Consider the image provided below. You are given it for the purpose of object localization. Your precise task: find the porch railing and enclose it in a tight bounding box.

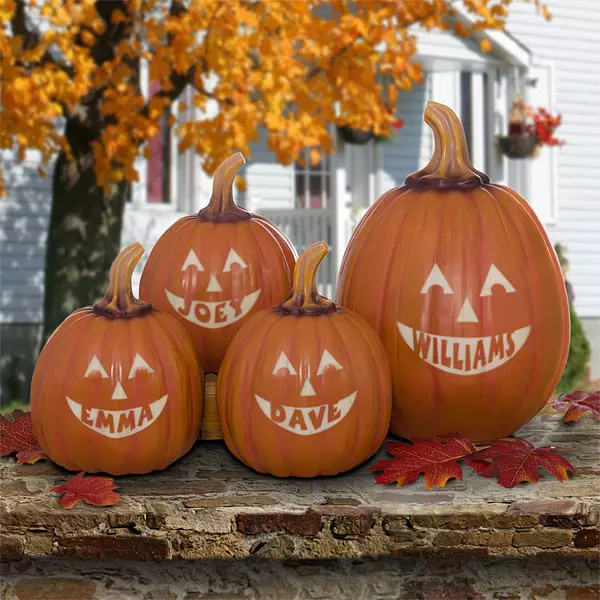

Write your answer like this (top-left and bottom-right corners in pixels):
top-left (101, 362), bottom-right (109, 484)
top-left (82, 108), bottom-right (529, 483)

top-left (256, 208), bottom-right (337, 300)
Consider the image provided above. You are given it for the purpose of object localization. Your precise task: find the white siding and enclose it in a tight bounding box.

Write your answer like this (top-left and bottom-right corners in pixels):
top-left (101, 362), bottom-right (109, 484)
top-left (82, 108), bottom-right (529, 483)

top-left (0, 157), bottom-right (51, 324)
top-left (507, 0), bottom-right (600, 319)
top-left (380, 74), bottom-right (433, 191)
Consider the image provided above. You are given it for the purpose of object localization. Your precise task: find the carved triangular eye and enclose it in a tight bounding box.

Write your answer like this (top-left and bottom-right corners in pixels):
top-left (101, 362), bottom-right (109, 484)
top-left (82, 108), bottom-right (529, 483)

top-left (421, 264), bottom-right (453, 294)
top-left (272, 351), bottom-right (297, 375)
top-left (182, 250), bottom-right (204, 271)
top-left (84, 355), bottom-right (109, 378)
top-left (223, 248), bottom-right (248, 272)
top-left (316, 350), bottom-right (343, 375)
top-left (128, 354), bottom-right (155, 379)
top-left (480, 265), bottom-right (516, 297)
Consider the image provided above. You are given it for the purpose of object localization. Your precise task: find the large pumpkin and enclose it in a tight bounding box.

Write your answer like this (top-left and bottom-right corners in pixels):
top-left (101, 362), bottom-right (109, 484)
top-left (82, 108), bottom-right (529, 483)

top-left (30, 243), bottom-right (203, 475)
top-left (217, 242), bottom-right (392, 478)
top-left (336, 101), bottom-right (570, 442)
top-left (140, 152), bottom-right (296, 374)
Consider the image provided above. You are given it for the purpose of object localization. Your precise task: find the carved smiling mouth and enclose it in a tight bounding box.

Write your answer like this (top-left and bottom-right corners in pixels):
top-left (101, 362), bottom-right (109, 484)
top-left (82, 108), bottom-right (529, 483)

top-left (397, 322), bottom-right (531, 375)
top-left (255, 392), bottom-right (357, 435)
top-left (165, 289), bottom-right (261, 329)
top-left (66, 396), bottom-right (168, 439)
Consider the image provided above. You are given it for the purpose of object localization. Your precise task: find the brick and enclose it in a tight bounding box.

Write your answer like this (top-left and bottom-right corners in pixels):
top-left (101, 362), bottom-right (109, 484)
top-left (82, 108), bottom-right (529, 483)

top-left (508, 500), bottom-right (587, 528)
top-left (382, 516), bottom-right (409, 534)
top-left (574, 529), bottom-right (600, 548)
top-left (108, 512), bottom-right (146, 529)
top-left (0, 505), bottom-right (107, 530)
top-left (565, 586), bottom-right (600, 600)
top-left (250, 534), bottom-right (295, 558)
top-left (183, 495), bottom-right (278, 508)
top-left (0, 534), bottom-right (24, 561)
top-left (402, 578), bottom-right (484, 600)
top-left (410, 513), bottom-right (486, 529)
top-left (513, 530), bottom-right (573, 549)
top-left (331, 513), bottom-right (375, 537)
top-left (236, 511), bottom-right (322, 536)
top-left (0, 480), bottom-right (44, 496)
top-left (485, 513), bottom-right (540, 529)
top-left (13, 578), bottom-right (96, 600)
top-left (433, 531), bottom-right (463, 546)
top-left (25, 532), bottom-right (53, 555)
top-left (57, 535), bottom-right (170, 560)
top-left (14, 462), bottom-right (66, 476)
top-left (323, 497), bottom-right (362, 506)
top-left (462, 531), bottom-right (513, 547)
top-left (145, 502), bottom-right (173, 529)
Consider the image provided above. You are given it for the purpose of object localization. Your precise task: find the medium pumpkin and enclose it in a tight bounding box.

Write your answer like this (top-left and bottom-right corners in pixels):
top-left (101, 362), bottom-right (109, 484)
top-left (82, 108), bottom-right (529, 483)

top-left (139, 152), bottom-right (296, 375)
top-left (30, 243), bottom-right (203, 475)
top-left (217, 242), bottom-right (392, 478)
top-left (336, 101), bottom-right (570, 443)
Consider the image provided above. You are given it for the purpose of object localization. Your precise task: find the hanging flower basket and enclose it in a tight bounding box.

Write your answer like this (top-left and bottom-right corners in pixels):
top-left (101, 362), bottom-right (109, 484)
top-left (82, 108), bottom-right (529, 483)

top-left (336, 125), bottom-right (374, 145)
top-left (497, 134), bottom-right (540, 159)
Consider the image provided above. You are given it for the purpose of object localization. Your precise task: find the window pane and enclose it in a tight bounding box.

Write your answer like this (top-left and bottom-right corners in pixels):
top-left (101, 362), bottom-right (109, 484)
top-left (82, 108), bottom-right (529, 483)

top-left (309, 174), bottom-right (323, 209)
top-left (295, 173), bottom-right (306, 208)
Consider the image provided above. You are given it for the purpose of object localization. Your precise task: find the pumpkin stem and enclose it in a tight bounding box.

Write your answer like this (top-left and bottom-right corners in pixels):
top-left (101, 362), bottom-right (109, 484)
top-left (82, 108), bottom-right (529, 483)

top-left (278, 242), bottom-right (336, 315)
top-left (93, 243), bottom-right (152, 318)
top-left (405, 101), bottom-right (490, 189)
top-left (197, 152), bottom-right (252, 222)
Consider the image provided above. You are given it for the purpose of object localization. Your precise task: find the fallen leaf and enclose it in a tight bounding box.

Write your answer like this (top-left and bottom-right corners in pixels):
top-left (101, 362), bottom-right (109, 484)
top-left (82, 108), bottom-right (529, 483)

top-left (465, 438), bottom-right (575, 488)
top-left (52, 472), bottom-right (120, 509)
top-left (553, 390), bottom-right (600, 423)
top-left (369, 433), bottom-right (476, 489)
top-left (0, 409), bottom-right (48, 464)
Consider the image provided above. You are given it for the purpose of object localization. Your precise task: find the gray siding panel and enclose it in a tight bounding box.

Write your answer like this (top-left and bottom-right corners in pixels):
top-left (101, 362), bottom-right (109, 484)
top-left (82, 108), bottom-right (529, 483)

top-left (507, 0), bottom-right (600, 320)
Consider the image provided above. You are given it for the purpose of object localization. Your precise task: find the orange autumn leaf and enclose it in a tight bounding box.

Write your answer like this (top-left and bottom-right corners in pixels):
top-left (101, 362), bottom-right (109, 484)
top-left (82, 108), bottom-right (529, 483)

top-left (52, 472), bottom-right (120, 509)
top-left (370, 433), bottom-right (476, 489)
top-left (465, 439), bottom-right (575, 488)
top-left (0, 0), bottom-right (552, 197)
top-left (0, 409), bottom-right (48, 465)
top-left (552, 390), bottom-right (600, 423)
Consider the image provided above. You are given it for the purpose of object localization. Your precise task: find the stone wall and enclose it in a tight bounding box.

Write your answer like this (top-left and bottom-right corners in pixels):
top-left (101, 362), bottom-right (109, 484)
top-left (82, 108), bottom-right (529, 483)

top-left (1, 555), bottom-right (599, 600)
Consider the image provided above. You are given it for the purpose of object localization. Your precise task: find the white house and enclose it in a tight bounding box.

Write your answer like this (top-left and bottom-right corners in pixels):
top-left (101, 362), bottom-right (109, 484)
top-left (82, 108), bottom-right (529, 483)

top-left (1, 0), bottom-right (599, 400)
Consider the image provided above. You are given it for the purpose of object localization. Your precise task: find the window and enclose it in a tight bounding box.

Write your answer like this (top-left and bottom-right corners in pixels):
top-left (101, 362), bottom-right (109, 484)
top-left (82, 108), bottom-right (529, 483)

top-left (146, 79), bottom-right (172, 204)
top-left (294, 149), bottom-right (332, 209)
top-left (459, 71), bottom-right (489, 173)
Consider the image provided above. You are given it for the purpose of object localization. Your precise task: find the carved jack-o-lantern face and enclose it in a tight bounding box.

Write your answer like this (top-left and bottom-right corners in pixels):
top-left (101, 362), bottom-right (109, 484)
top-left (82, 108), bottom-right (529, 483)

top-left (164, 247), bottom-right (261, 330)
top-left (397, 262), bottom-right (531, 376)
top-left (66, 352), bottom-right (168, 439)
top-left (255, 348), bottom-right (357, 435)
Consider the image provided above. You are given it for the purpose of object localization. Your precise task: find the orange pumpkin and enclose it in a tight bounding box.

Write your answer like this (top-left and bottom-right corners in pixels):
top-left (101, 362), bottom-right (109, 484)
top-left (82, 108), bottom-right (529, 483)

top-left (139, 152), bottom-right (296, 374)
top-left (217, 242), bottom-right (392, 478)
top-left (30, 243), bottom-right (203, 475)
top-left (336, 101), bottom-right (570, 443)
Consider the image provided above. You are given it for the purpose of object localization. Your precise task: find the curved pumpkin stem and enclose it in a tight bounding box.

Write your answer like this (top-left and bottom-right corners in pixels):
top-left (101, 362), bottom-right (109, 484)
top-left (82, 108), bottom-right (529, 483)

top-left (198, 152), bottom-right (251, 222)
top-left (405, 101), bottom-right (490, 188)
top-left (279, 242), bottom-right (336, 315)
top-left (94, 243), bottom-right (152, 318)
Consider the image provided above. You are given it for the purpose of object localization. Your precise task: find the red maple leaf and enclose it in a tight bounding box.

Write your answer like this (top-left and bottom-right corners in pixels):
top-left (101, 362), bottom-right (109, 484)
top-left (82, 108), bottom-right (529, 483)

top-left (52, 472), bottom-right (120, 509)
top-left (370, 433), bottom-right (476, 489)
top-left (465, 438), bottom-right (575, 489)
top-left (0, 409), bottom-right (48, 464)
top-left (553, 390), bottom-right (600, 423)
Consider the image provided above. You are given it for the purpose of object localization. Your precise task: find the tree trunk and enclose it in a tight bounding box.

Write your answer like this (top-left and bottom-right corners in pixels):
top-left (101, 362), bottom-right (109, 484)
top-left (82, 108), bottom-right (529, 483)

top-left (40, 124), bottom-right (128, 348)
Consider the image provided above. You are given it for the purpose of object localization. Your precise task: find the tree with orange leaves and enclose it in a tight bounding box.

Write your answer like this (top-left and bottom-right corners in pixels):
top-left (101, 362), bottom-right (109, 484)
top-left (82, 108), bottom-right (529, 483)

top-left (0, 0), bottom-right (550, 345)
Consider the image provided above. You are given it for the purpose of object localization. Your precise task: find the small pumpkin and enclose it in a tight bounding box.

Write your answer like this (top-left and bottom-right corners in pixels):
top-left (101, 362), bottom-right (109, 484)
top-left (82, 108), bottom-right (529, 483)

top-left (217, 242), bottom-right (392, 478)
top-left (30, 243), bottom-right (203, 475)
top-left (336, 101), bottom-right (570, 443)
top-left (139, 152), bottom-right (296, 375)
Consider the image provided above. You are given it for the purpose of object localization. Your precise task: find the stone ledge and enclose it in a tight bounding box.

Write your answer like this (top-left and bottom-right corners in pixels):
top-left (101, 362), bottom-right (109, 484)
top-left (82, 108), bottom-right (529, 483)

top-left (1, 409), bottom-right (599, 562)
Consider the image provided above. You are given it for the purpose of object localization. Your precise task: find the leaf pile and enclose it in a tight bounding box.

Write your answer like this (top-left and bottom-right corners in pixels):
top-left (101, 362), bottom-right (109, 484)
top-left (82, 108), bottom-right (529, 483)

top-left (371, 433), bottom-right (576, 490)
top-left (52, 472), bottom-right (120, 509)
top-left (553, 390), bottom-right (599, 423)
top-left (0, 409), bottom-right (48, 464)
